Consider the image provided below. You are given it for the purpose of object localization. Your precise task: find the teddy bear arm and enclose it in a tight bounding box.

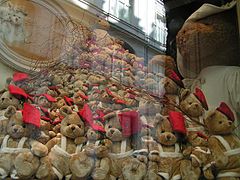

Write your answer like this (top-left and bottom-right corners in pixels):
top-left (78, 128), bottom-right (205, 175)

top-left (208, 137), bottom-right (228, 167)
top-left (182, 146), bottom-right (193, 157)
top-left (29, 139), bottom-right (48, 157)
top-left (74, 136), bottom-right (87, 145)
top-left (45, 137), bottom-right (60, 151)
top-left (0, 135), bottom-right (4, 146)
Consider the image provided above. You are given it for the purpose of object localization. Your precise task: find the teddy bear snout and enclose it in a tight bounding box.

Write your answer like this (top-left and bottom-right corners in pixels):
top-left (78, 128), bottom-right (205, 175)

top-left (166, 134), bottom-right (172, 140)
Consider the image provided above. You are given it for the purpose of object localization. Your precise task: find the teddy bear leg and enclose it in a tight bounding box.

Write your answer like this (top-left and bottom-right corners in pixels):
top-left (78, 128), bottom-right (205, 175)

top-left (14, 152), bottom-right (40, 179)
top-left (203, 168), bottom-right (214, 180)
top-left (122, 158), bottom-right (147, 180)
top-left (218, 178), bottom-right (239, 180)
top-left (0, 153), bottom-right (13, 179)
top-left (180, 159), bottom-right (201, 180)
top-left (144, 161), bottom-right (162, 180)
top-left (92, 157), bottom-right (111, 180)
top-left (70, 152), bottom-right (95, 179)
top-left (36, 156), bottom-right (57, 180)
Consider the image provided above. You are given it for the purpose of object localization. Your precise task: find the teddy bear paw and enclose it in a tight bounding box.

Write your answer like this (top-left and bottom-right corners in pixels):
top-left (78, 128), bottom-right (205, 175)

top-left (70, 152), bottom-right (95, 178)
top-left (92, 168), bottom-right (108, 180)
top-left (137, 155), bottom-right (148, 164)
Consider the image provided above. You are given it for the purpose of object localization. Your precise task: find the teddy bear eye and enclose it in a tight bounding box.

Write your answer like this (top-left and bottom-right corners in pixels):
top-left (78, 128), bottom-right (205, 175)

top-left (108, 125), bottom-right (112, 128)
top-left (161, 130), bottom-right (165, 133)
top-left (67, 123), bottom-right (71, 126)
top-left (22, 125), bottom-right (26, 128)
top-left (219, 121), bottom-right (223, 124)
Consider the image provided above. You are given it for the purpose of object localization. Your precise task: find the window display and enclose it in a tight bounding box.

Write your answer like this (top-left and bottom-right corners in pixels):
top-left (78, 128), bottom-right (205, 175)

top-left (0, 0), bottom-right (239, 179)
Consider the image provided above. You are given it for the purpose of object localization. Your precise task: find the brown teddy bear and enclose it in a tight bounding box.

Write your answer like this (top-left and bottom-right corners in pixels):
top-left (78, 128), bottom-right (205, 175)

top-left (103, 110), bottom-right (147, 180)
top-left (146, 112), bottom-right (184, 180)
top-left (179, 87), bottom-right (208, 133)
top-left (160, 70), bottom-right (184, 115)
top-left (83, 122), bottom-right (113, 180)
top-left (148, 55), bottom-right (177, 74)
top-left (46, 105), bottom-right (95, 179)
top-left (0, 105), bottom-right (48, 179)
top-left (181, 131), bottom-right (213, 180)
top-left (0, 90), bottom-right (22, 110)
top-left (204, 102), bottom-right (240, 179)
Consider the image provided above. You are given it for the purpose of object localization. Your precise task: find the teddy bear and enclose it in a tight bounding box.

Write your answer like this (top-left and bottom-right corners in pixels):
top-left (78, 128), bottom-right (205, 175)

top-left (181, 131), bottom-right (214, 180)
top-left (145, 112), bottom-right (184, 180)
top-left (148, 55), bottom-right (177, 74)
top-left (204, 102), bottom-right (240, 180)
top-left (103, 110), bottom-right (147, 180)
top-left (138, 96), bottom-right (162, 127)
top-left (0, 105), bottom-right (48, 179)
top-left (46, 105), bottom-right (95, 179)
top-left (0, 90), bottom-right (22, 110)
top-left (179, 87), bottom-right (208, 134)
top-left (159, 70), bottom-right (184, 115)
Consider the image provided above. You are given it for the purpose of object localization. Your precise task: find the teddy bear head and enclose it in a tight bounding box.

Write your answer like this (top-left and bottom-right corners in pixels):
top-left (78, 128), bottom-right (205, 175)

top-left (104, 112), bottom-right (124, 142)
top-left (104, 110), bottom-right (142, 142)
top-left (148, 55), bottom-right (177, 74)
top-left (204, 102), bottom-right (235, 135)
top-left (86, 121), bottom-right (104, 141)
top-left (5, 106), bottom-right (30, 139)
top-left (179, 88), bottom-right (208, 118)
top-left (0, 90), bottom-right (21, 110)
top-left (153, 114), bottom-right (177, 146)
top-left (60, 106), bottom-right (85, 139)
top-left (159, 70), bottom-right (184, 95)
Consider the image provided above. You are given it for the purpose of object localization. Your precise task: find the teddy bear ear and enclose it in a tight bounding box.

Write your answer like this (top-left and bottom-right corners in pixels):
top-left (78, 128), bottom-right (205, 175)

top-left (59, 105), bottom-right (72, 117)
top-left (180, 89), bottom-right (191, 101)
top-left (4, 105), bottom-right (17, 118)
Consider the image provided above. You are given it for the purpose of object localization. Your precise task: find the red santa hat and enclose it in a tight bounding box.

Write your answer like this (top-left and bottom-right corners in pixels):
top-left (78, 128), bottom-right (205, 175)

top-left (193, 88), bottom-right (208, 110)
top-left (64, 96), bottom-right (74, 106)
top-left (13, 72), bottom-right (29, 82)
top-left (22, 103), bottom-right (40, 127)
top-left (78, 92), bottom-right (88, 101)
top-left (167, 69), bottom-right (184, 88)
top-left (118, 111), bottom-right (142, 137)
top-left (79, 104), bottom-right (105, 132)
top-left (168, 111), bottom-right (187, 135)
top-left (216, 102), bottom-right (235, 122)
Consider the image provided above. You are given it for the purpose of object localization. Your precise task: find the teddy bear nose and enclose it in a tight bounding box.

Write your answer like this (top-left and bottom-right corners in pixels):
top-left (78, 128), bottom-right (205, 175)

top-left (14, 128), bottom-right (18, 132)
top-left (71, 126), bottom-right (75, 130)
top-left (110, 129), bottom-right (115, 134)
top-left (166, 134), bottom-right (171, 140)
top-left (228, 121), bottom-right (232, 125)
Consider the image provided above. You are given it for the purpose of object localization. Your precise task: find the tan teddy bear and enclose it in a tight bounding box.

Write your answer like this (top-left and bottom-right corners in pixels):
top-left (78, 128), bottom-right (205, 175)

top-left (0, 105), bottom-right (48, 179)
top-left (159, 70), bottom-right (184, 115)
top-left (103, 110), bottom-right (147, 180)
top-left (181, 131), bottom-right (213, 180)
top-left (204, 102), bottom-right (240, 180)
top-left (0, 90), bottom-right (22, 110)
top-left (179, 87), bottom-right (208, 133)
top-left (148, 55), bottom-right (177, 74)
top-left (46, 105), bottom-right (95, 179)
top-left (145, 112), bottom-right (184, 180)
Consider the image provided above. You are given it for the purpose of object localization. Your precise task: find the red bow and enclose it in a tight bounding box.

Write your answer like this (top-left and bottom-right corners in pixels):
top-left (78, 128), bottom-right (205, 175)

top-left (22, 103), bottom-right (40, 127)
top-left (64, 96), bottom-right (74, 106)
top-left (79, 104), bottom-right (105, 132)
top-left (194, 88), bottom-right (208, 110)
top-left (13, 72), bottom-right (29, 82)
top-left (216, 102), bottom-right (235, 121)
top-left (169, 111), bottom-right (187, 135)
top-left (118, 111), bottom-right (142, 137)
top-left (8, 84), bottom-right (33, 100)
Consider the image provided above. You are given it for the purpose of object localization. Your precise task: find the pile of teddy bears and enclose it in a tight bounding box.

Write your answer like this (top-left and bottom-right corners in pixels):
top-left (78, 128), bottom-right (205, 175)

top-left (0, 31), bottom-right (240, 180)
